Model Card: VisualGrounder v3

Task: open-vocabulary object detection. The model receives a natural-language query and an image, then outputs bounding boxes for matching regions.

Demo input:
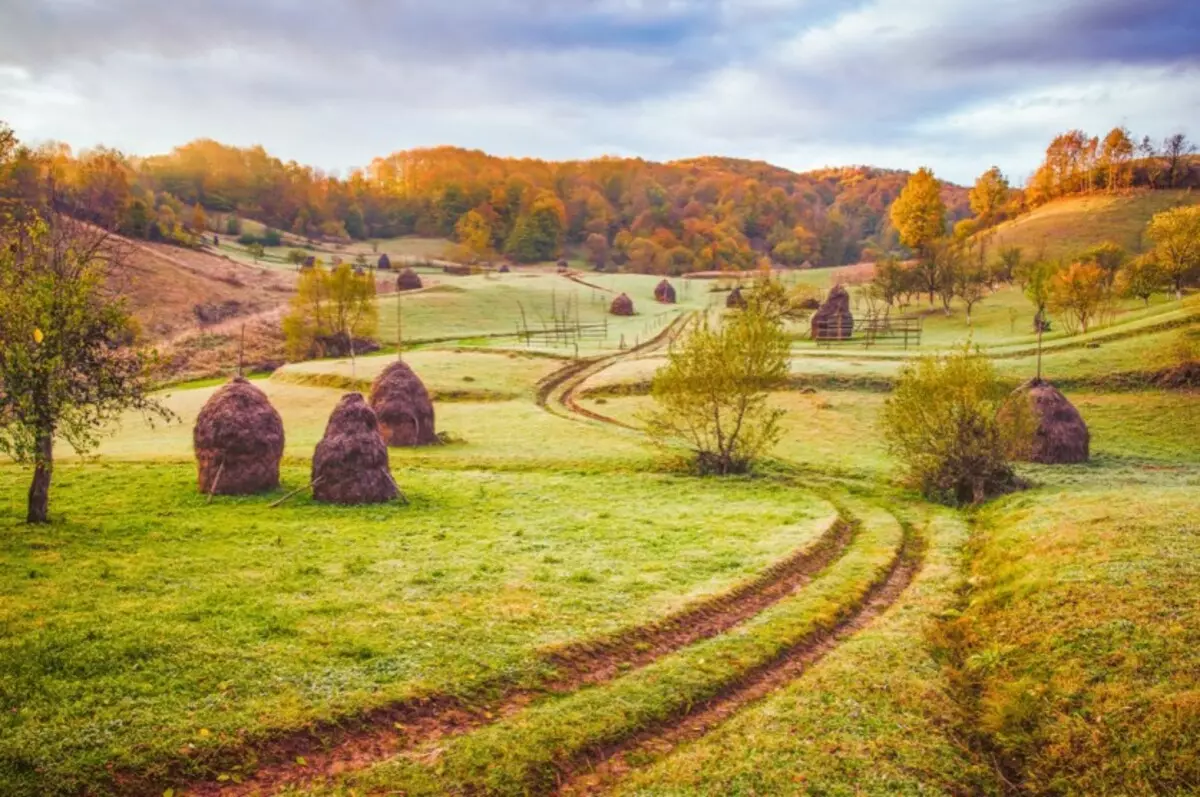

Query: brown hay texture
[654,279,677,304]
[396,268,423,291]
[726,286,747,309]
[193,377,285,495]
[377,253,392,270]
[811,284,854,340]
[1014,378,1090,464]
[311,393,399,504]
[369,360,438,447]
[610,293,635,316]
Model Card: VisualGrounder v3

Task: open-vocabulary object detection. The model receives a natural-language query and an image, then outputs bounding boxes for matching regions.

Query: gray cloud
[1,0,1197,183]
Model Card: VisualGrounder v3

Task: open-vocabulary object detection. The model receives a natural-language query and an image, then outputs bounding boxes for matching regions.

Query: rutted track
[153,503,854,795]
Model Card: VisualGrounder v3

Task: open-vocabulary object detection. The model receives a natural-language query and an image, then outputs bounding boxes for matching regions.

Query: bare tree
[1162,133,1196,188]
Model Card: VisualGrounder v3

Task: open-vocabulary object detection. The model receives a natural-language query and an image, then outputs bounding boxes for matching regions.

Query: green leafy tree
[225,214,242,235]
[871,256,910,306]
[286,248,308,268]
[282,263,378,360]
[246,242,265,263]
[882,345,1028,506]
[505,191,566,263]
[0,216,172,523]
[1117,254,1164,306]
[994,245,1023,284]
[1147,205,1200,299]
[644,308,790,475]
[1078,242,1126,286]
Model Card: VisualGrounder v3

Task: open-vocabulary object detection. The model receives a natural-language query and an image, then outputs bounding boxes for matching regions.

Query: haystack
[369,360,438,447]
[311,394,398,504]
[397,268,423,291]
[610,293,635,316]
[193,377,285,495]
[377,253,392,270]
[654,279,677,304]
[556,259,570,273]
[1010,379,1090,464]
[811,284,854,340]
[499,263,511,273]
[726,286,747,309]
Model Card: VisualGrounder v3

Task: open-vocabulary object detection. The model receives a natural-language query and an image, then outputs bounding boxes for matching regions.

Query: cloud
[1,0,1197,183]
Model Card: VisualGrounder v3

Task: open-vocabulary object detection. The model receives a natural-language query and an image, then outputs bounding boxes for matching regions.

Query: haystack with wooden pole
[369,360,438,447]
[1008,378,1090,464]
[811,284,854,340]
[726,286,747,309]
[193,377,285,496]
[610,293,635,316]
[396,268,423,291]
[654,279,677,304]
[311,394,399,504]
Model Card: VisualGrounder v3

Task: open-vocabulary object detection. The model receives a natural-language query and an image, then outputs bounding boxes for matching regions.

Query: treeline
[0,123,970,271]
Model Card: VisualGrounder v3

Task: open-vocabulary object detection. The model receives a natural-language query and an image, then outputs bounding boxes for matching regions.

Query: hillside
[987,189,1199,261]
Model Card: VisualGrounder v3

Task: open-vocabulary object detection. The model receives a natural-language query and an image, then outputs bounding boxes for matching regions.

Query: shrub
[881,345,1030,505]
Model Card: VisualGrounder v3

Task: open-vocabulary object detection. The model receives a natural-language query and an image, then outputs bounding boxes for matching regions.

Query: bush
[881,345,1029,505]
[644,308,790,475]
[237,232,258,246]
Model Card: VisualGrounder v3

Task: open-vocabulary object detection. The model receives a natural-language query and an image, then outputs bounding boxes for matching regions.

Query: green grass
[613,507,993,797]
[0,464,835,795]
[988,190,1200,262]
[946,467,1200,795]
[319,496,904,796]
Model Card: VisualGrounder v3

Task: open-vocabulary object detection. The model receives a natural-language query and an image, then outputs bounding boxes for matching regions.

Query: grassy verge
[318,498,905,796]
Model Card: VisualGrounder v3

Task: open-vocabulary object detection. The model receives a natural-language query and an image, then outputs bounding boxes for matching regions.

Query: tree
[286,248,308,268]
[1117,254,1164,306]
[644,308,790,475]
[1162,133,1196,188]
[505,191,566,263]
[1078,242,1126,286]
[190,203,208,234]
[282,263,378,360]
[954,241,990,324]
[584,233,609,269]
[969,166,1009,224]
[1048,262,1108,334]
[247,242,265,263]
[994,245,1023,284]
[1140,136,1164,189]
[871,256,910,306]
[225,214,242,235]
[455,209,493,259]
[0,215,172,523]
[881,345,1028,506]
[890,167,947,261]
[1147,205,1200,299]
[1100,127,1134,192]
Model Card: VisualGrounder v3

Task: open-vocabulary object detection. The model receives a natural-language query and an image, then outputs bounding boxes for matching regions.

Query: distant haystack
[377,253,392,271]
[726,286,747,309]
[654,279,677,304]
[1009,379,1090,464]
[193,377,285,495]
[499,263,511,273]
[556,259,570,273]
[811,285,854,340]
[610,293,635,316]
[369,360,438,447]
[311,394,399,504]
[396,268,423,291]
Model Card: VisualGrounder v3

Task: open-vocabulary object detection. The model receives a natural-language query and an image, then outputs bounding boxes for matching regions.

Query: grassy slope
[987,190,1200,262]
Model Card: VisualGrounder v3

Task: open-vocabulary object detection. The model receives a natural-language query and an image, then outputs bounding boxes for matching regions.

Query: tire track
[555,531,923,796]
[155,509,852,797]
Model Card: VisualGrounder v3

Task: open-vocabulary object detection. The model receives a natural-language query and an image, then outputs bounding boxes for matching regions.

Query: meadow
[1,243,1197,796]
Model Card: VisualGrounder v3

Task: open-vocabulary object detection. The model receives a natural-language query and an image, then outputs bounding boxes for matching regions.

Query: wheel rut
[160,511,852,796]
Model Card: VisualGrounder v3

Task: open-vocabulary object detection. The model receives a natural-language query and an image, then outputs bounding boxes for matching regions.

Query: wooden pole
[270,476,323,508]
[206,461,225,504]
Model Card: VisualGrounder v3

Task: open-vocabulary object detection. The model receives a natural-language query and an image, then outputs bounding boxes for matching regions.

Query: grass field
[3,202,1199,795]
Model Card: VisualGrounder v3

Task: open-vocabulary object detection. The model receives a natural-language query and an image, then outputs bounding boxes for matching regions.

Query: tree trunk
[26,434,53,524]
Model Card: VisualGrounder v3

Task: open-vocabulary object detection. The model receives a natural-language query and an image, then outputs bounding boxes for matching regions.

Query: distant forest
[0,122,1194,273]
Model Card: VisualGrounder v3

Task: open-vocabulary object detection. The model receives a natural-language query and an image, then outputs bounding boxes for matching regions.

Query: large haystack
[397,268,423,291]
[369,360,438,447]
[654,279,677,304]
[811,284,854,340]
[726,286,747,309]
[311,393,399,504]
[193,377,285,495]
[1011,379,1090,464]
[610,293,635,316]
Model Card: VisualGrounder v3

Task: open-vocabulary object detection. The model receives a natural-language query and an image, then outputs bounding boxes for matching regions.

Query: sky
[2,0,1199,184]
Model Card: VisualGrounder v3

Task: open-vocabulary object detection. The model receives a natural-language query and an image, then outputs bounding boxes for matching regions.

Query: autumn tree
[1146,205,1200,299]
[455,209,493,259]
[1077,242,1126,286]
[969,166,1010,224]
[584,232,609,270]
[955,239,990,324]
[1048,262,1108,334]
[282,263,378,359]
[994,245,1023,284]
[1100,127,1134,192]
[1022,259,1061,332]
[0,215,172,523]
[1162,133,1196,188]
[891,168,947,303]
[871,256,910,306]
[644,308,790,475]
[505,191,566,263]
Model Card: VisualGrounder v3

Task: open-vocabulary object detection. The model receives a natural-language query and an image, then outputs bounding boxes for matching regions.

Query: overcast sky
[2,0,1198,184]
